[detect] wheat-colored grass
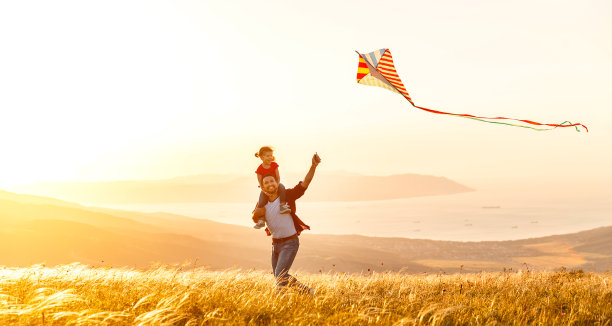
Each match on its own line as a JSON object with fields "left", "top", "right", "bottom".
{"left": 0, "top": 263, "right": 610, "bottom": 325}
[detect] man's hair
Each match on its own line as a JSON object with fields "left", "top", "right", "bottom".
{"left": 261, "top": 173, "right": 276, "bottom": 181}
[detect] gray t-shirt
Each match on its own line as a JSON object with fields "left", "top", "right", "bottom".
{"left": 265, "top": 198, "right": 297, "bottom": 239}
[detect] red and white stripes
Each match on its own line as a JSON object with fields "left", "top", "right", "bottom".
{"left": 376, "top": 50, "right": 414, "bottom": 105}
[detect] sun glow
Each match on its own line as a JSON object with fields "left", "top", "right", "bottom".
{"left": 0, "top": 0, "right": 610, "bottom": 187}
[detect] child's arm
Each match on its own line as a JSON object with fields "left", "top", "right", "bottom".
{"left": 275, "top": 169, "right": 281, "bottom": 183}
{"left": 257, "top": 173, "right": 264, "bottom": 188}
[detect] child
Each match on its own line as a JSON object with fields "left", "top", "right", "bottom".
{"left": 253, "top": 146, "right": 291, "bottom": 229}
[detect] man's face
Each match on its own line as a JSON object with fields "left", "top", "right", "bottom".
{"left": 262, "top": 175, "right": 278, "bottom": 195}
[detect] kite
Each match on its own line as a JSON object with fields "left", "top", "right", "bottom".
{"left": 356, "top": 48, "right": 588, "bottom": 132}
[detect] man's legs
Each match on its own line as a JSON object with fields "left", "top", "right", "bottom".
{"left": 271, "top": 242, "right": 280, "bottom": 275}
{"left": 271, "top": 238, "right": 310, "bottom": 292}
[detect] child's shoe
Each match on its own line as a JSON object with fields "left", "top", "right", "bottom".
{"left": 254, "top": 220, "right": 266, "bottom": 229}
{"left": 280, "top": 204, "right": 291, "bottom": 214}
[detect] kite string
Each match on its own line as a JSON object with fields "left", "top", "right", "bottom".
{"left": 457, "top": 116, "right": 579, "bottom": 131}
{"left": 413, "top": 105, "right": 588, "bottom": 132}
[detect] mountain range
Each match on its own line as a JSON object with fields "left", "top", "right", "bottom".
{"left": 8, "top": 172, "right": 474, "bottom": 204}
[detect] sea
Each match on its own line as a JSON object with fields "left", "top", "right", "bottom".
{"left": 105, "top": 187, "right": 611, "bottom": 242}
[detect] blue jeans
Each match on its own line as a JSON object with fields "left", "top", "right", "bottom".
{"left": 271, "top": 237, "right": 310, "bottom": 292}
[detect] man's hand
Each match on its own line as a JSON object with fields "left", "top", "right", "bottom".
{"left": 253, "top": 207, "right": 266, "bottom": 220}
{"left": 312, "top": 152, "right": 321, "bottom": 166}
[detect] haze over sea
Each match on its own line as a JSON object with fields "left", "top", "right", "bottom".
{"left": 106, "top": 185, "right": 611, "bottom": 242}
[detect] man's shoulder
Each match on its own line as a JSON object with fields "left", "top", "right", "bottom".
{"left": 286, "top": 181, "right": 306, "bottom": 200}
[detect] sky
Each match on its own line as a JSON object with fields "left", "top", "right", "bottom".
{"left": 0, "top": 0, "right": 611, "bottom": 190}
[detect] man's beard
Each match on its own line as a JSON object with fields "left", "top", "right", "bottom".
{"left": 265, "top": 185, "right": 278, "bottom": 194}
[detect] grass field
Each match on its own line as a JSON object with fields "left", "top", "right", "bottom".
{"left": 0, "top": 264, "right": 610, "bottom": 325}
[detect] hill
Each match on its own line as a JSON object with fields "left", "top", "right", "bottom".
{"left": 7, "top": 172, "right": 473, "bottom": 204}
{"left": 0, "top": 190, "right": 610, "bottom": 273}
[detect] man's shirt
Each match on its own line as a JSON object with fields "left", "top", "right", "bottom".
{"left": 263, "top": 181, "right": 310, "bottom": 237}
{"left": 265, "top": 198, "right": 296, "bottom": 239}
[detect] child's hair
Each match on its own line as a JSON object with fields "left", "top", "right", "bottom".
{"left": 255, "top": 146, "right": 274, "bottom": 159}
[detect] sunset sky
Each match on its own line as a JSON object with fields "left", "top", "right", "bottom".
{"left": 0, "top": 0, "right": 610, "bottom": 189}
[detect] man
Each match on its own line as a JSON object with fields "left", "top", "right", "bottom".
{"left": 252, "top": 152, "right": 321, "bottom": 293}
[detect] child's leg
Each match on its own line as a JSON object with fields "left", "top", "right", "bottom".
{"left": 278, "top": 183, "right": 287, "bottom": 204}
{"left": 253, "top": 192, "right": 268, "bottom": 228}
{"left": 253, "top": 192, "right": 268, "bottom": 223}
{"left": 257, "top": 191, "right": 268, "bottom": 209}
{"left": 278, "top": 184, "right": 290, "bottom": 214}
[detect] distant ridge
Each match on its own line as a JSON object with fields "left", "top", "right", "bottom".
{"left": 9, "top": 172, "right": 473, "bottom": 204}
{"left": 1, "top": 190, "right": 609, "bottom": 273}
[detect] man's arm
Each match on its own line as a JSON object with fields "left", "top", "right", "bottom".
{"left": 253, "top": 207, "right": 266, "bottom": 220}
{"left": 300, "top": 153, "right": 321, "bottom": 189}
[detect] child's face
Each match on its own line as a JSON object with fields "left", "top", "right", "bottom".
{"left": 261, "top": 151, "right": 274, "bottom": 164}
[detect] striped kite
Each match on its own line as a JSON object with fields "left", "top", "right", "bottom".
{"left": 356, "top": 48, "right": 588, "bottom": 132}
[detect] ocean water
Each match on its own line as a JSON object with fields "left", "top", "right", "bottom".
{"left": 105, "top": 189, "right": 611, "bottom": 241}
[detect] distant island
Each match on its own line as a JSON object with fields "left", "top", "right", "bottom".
{"left": 8, "top": 172, "right": 474, "bottom": 204}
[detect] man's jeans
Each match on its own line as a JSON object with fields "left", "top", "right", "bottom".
{"left": 271, "top": 237, "right": 310, "bottom": 292}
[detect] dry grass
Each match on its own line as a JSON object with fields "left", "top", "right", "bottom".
{"left": 0, "top": 263, "right": 610, "bottom": 325}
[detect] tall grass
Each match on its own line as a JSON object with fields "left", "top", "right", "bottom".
{"left": 0, "top": 263, "right": 610, "bottom": 325}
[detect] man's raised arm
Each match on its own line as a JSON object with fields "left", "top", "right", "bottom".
{"left": 301, "top": 153, "right": 321, "bottom": 189}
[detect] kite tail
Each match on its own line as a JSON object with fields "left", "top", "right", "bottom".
{"left": 356, "top": 48, "right": 588, "bottom": 132}
{"left": 413, "top": 105, "right": 588, "bottom": 132}
{"left": 457, "top": 116, "right": 582, "bottom": 132}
